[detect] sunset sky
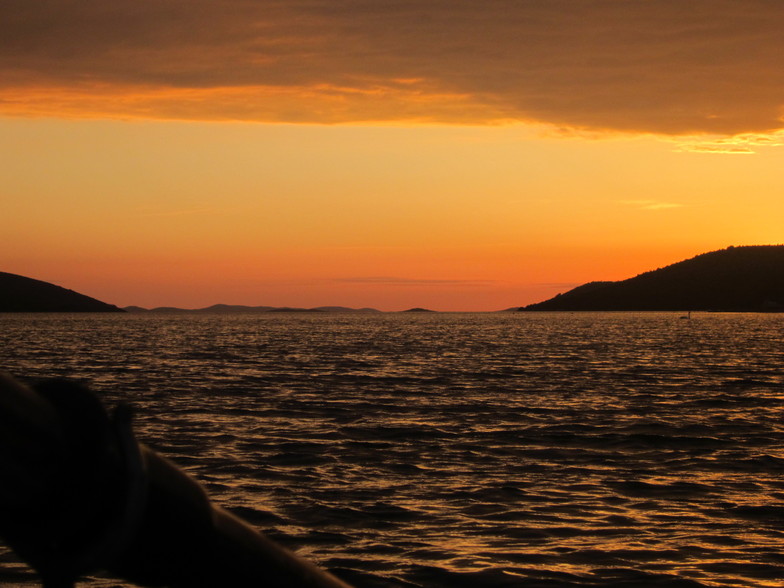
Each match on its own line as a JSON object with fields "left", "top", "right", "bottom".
{"left": 3, "top": 1, "right": 784, "bottom": 311}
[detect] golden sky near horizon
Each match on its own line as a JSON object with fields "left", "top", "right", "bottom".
{"left": 2, "top": 1, "right": 784, "bottom": 310}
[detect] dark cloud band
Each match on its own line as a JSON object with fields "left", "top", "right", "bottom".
{"left": 2, "top": 1, "right": 782, "bottom": 135}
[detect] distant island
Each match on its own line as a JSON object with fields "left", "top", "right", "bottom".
{"left": 124, "top": 304, "right": 382, "bottom": 314}
{"left": 0, "top": 272, "right": 123, "bottom": 312}
{"left": 520, "top": 245, "right": 784, "bottom": 312}
{"left": 11, "top": 245, "right": 781, "bottom": 314}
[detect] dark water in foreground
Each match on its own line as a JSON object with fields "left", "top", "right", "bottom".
{"left": 1, "top": 312, "right": 784, "bottom": 587}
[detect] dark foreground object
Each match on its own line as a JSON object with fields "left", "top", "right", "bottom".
{"left": 0, "top": 373, "right": 352, "bottom": 588}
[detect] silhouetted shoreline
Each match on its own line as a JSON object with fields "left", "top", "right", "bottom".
{"left": 520, "top": 245, "right": 784, "bottom": 312}
{"left": 5, "top": 245, "right": 784, "bottom": 314}
{"left": 0, "top": 272, "right": 123, "bottom": 312}
{"left": 123, "top": 305, "right": 383, "bottom": 314}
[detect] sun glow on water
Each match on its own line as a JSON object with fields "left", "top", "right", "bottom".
{"left": 2, "top": 312, "right": 783, "bottom": 586}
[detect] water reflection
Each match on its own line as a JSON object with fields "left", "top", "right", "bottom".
{"left": 1, "top": 312, "right": 783, "bottom": 587}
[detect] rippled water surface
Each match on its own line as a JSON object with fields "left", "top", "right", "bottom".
{"left": 2, "top": 312, "right": 784, "bottom": 587}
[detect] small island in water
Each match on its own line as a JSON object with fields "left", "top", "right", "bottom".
{"left": 0, "top": 271, "right": 123, "bottom": 312}
{"left": 520, "top": 245, "right": 784, "bottom": 312}
{"left": 5, "top": 245, "right": 783, "bottom": 313}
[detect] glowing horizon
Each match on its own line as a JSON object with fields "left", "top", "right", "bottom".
{"left": 3, "top": 2, "right": 784, "bottom": 311}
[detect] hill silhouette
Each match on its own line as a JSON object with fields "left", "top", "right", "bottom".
{"left": 123, "top": 305, "right": 381, "bottom": 313}
{"left": 521, "top": 245, "right": 784, "bottom": 312}
{"left": 0, "top": 272, "right": 123, "bottom": 312}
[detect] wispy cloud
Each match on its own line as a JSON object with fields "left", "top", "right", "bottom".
{"left": 136, "top": 205, "right": 235, "bottom": 218}
{"left": 674, "top": 132, "right": 784, "bottom": 154}
{"left": 620, "top": 200, "right": 684, "bottom": 211}
{"left": 534, "top": 282, "right": 582, "bottom": 289}
{"left": 2, "top": 1, "right": 784, "bottom": 138}
{"left": 334, "top": 277, "right": 497, "bottom": 286}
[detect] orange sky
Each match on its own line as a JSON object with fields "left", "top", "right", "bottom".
{"left": 2, "top": 1, "right": 784, "bottom": 310}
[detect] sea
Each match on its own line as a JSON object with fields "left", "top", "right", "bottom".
{"left": 1, "top": 311, "right": 783, "bottom": 587}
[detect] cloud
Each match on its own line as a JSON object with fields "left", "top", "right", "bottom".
{"left": 620, "top": 200, "right": 684, "bottom": 211}
{"left": 674, "top": 132, "right": 784, "bottom": 154}
{"left": 335, "top": 277, "right": 497, "bottom": 286}
{"left": 535, "top": 282, "right": 582, "bottom": 290}
{"left": 2, "top": 1, "right": 784, "bottom": 136}
{"left": 137, "top": 205, "right": 227, "bottom": 218}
